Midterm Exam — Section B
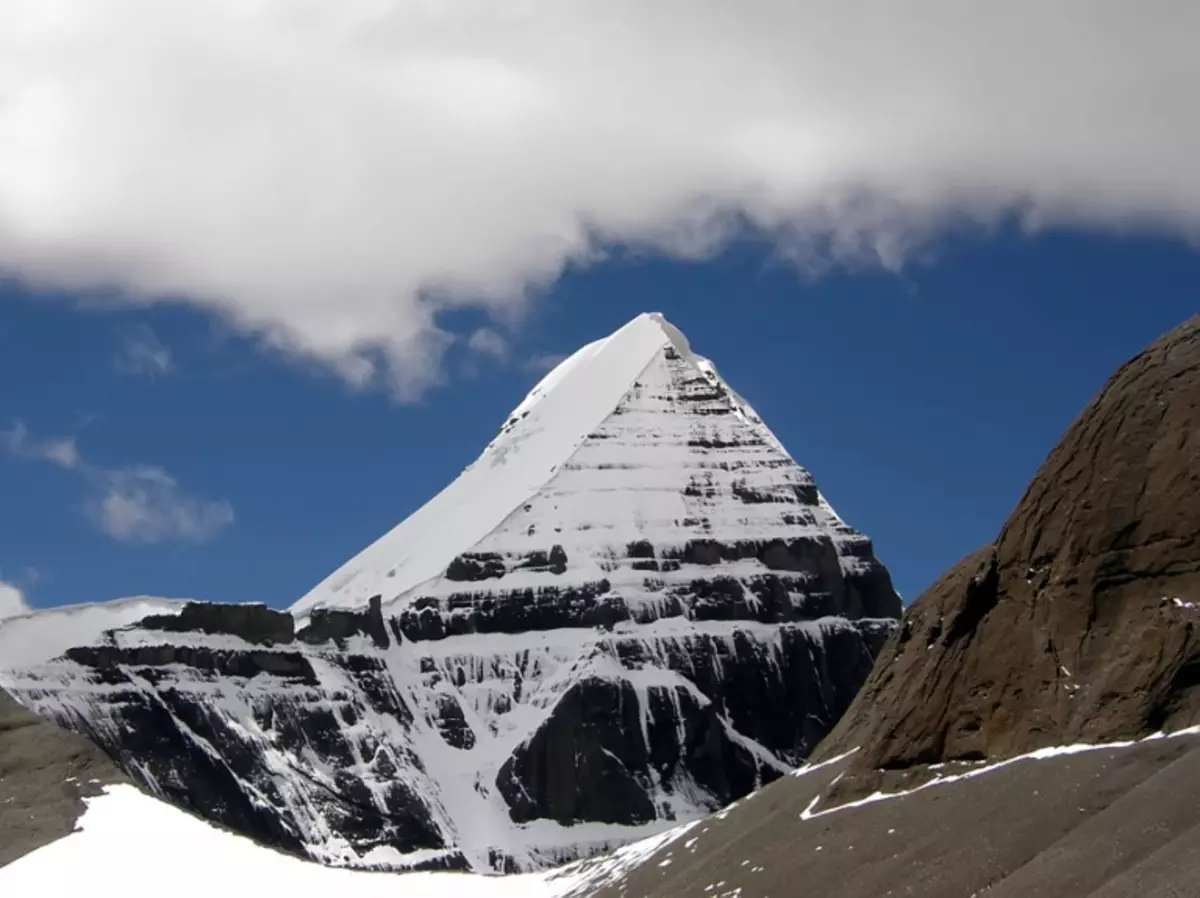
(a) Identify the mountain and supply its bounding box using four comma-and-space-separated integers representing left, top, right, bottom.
0, 312, 900, 873
578, 316, 1200, 897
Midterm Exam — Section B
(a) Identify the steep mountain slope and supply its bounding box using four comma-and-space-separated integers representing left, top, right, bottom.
581, 315, 1200, 897
0, 312, 900, 873
582, 729, 1200, 898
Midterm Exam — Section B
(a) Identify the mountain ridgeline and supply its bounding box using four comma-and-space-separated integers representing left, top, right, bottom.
0, 313, 901, 873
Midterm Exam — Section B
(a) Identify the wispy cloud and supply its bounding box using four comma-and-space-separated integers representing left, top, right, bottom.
2, 3, 1199, 398
115, 325, 174, 378
1, 422, 81, 469
1, 421, 233, 545
466, 327, 509, 362
87, 465, 234, 544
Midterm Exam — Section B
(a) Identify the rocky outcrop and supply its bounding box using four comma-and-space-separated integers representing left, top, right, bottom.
816, 315, 1200, 775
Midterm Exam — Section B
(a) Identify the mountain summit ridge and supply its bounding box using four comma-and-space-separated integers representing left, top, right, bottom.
294, 312, 695, 616
294, 311, 871, 620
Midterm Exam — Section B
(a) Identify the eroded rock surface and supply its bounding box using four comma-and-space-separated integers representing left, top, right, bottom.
817, 315, 1200, 774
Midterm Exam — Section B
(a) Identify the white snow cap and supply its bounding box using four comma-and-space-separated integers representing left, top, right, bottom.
292, 312, 693, 615
291, 311, 842, 617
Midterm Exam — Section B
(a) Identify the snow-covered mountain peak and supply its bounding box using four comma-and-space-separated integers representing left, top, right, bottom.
3, 312, 902, 874
291, 312, 789, 618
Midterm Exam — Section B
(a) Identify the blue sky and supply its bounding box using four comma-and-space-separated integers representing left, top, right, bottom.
3, 224, 1197, 611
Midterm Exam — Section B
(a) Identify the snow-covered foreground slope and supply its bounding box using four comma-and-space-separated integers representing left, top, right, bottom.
0, 784, 560, 897
2, 312, 901, 873
0, 779, 706, 898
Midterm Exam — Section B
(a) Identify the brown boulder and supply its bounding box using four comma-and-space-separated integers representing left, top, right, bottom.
817, 315, 1200, 772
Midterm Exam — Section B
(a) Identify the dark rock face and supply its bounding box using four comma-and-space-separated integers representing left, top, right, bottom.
6, 603, 892, 873
298, 594, 390, 649
495, 619, 887, 829
817, 315, 1200, 775
23, 631, 452, 868
141, 602, 295, 645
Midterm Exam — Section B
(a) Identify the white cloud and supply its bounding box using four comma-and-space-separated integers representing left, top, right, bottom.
466, 327, 509, 362
1, 421, 234, 545
1, 2, 1199, 397
87, 466, 234, 544
115, 325, 173, 377
40, 437, 81, 469
0, 581, 30, 621
1, 422, 80, 469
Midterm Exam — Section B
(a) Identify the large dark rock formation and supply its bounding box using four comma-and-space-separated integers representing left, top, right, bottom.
5, 598, 892, 873
816, 315, 1200, 772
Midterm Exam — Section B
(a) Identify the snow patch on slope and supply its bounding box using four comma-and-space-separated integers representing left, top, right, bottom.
0, 785, 564, 898
799, 724, 1200, 823
0, 596, 186, 669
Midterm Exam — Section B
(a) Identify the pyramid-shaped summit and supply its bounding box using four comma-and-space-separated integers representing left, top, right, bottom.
295, 312, 900, 630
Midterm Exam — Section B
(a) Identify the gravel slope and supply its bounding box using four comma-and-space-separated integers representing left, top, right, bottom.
0, 689, 126, 868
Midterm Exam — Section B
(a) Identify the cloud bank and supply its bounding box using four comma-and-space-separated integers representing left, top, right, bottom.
2, 1, 1198, 395
0, 581, 30, 621
1, 422, 234, 545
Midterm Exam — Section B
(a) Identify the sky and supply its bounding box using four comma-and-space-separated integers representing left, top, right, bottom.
1, 1, 1200, 614
3, 225, 1197, 611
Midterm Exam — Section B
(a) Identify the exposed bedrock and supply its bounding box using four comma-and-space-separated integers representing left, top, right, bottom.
817, 315, 1200, 784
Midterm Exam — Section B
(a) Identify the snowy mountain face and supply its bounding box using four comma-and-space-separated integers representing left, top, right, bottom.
0, 313, 901, 873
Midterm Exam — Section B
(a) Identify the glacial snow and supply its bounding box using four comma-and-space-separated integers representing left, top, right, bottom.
291, 311, 859, 617
0, 782, 699, 898
292, 312, 685, 616
0, 596, 186, 668
0, 784, 563, 897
